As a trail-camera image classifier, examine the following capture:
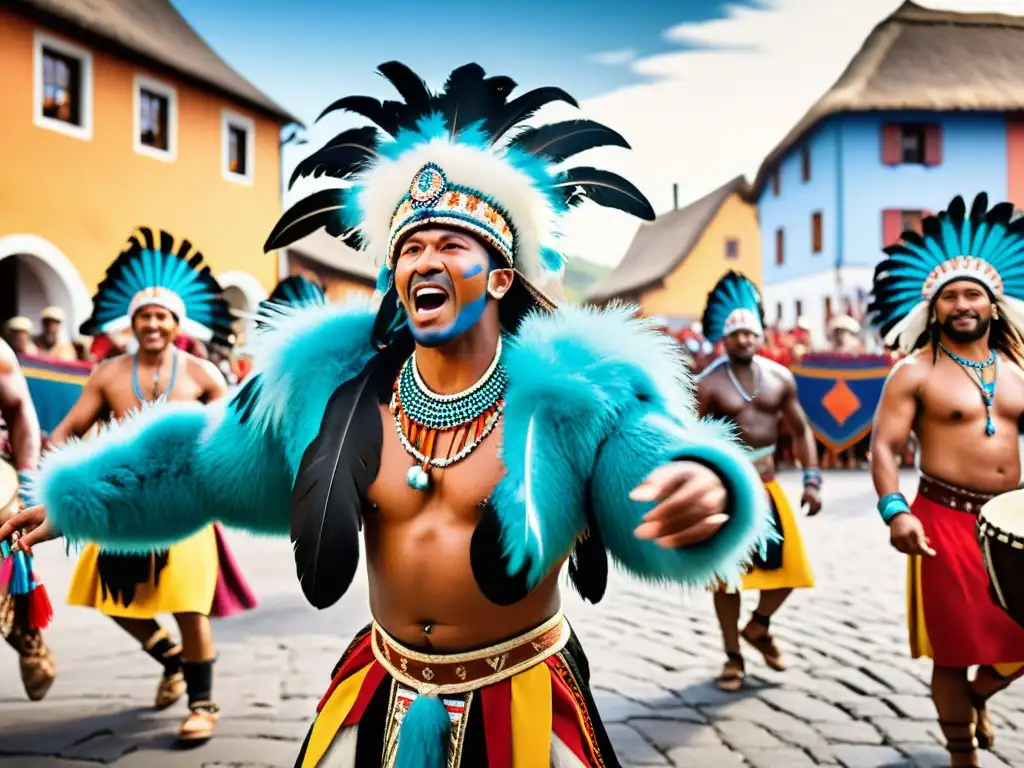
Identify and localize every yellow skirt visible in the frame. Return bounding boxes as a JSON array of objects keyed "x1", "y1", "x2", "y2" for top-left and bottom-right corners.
[
  {"x1": 67, "y1": 525, "x2": 219, "y2": 619},
  {"x1": 738, "y1": 480, "x2": 815, "y2": 592}
]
